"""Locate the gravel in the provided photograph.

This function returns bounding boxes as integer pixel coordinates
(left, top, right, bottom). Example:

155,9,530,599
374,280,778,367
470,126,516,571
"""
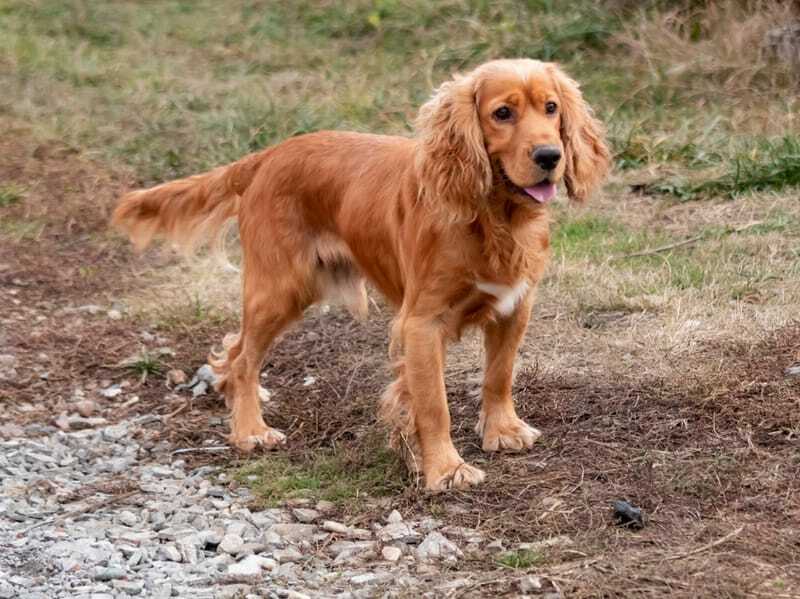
0,418,522,598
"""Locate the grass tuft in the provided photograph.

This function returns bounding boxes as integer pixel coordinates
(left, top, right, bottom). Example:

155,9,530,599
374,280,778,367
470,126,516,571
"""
118,350,164,381
496,549,544,570
236,440,406,507
0,184,25,207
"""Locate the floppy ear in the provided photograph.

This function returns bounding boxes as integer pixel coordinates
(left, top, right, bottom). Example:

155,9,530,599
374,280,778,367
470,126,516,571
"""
414,73,491,222
549,65,611,202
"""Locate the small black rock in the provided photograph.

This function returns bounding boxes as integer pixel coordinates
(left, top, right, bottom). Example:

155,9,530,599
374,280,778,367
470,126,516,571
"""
612,500,645,529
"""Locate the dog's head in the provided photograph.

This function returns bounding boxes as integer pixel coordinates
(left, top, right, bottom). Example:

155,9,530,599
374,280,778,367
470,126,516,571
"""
415,59,610,221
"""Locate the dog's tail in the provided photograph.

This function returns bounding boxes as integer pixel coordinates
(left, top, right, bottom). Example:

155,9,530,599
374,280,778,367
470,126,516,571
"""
112,151,263,253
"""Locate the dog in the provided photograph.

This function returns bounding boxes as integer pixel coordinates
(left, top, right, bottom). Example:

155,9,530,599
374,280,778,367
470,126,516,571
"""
113,59,610,492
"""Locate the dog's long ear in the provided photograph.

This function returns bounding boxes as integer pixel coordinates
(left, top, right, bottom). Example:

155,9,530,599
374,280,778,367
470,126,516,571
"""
549,64,610,202
415,73,491,222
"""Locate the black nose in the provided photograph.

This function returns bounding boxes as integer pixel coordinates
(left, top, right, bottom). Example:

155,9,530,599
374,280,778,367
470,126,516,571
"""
532,145,562,171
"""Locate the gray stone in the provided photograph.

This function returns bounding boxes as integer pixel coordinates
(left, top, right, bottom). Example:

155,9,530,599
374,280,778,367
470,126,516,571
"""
113,580,144,595
101,424,128,441
117,510,138,527
226,554,274,577
386,509,403,523
416,531,462,562
378,522,419,543
322,520,349,534
100,385,123,399
519,575,543,593
268,523,316,543
176,535,201,564
93,566,126,581
157,544,182,562
274,547,303,563
292,507,320,523
218,533,244,555
381,546,402,562
150,583,173,599
198,528,224,546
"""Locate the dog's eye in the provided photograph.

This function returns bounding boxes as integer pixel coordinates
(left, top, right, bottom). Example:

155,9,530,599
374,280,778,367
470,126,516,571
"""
493,106,512,121
545,101,558,115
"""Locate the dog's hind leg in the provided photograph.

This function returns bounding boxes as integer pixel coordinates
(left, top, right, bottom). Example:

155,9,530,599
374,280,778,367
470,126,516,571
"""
218,254,312,451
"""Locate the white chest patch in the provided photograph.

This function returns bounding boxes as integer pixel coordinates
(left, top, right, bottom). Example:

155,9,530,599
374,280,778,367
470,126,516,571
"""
475,280,530,316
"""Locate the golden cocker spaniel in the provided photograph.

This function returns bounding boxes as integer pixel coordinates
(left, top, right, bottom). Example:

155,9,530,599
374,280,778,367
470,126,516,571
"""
113,59,610,492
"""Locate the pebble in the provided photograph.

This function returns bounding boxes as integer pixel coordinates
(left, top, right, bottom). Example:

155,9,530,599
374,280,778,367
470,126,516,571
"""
386,509,403,523
117,511,138,527
113,580,144,595
100,385,123,399
519,575,543,592
157,544,182,562
75,399,99,417
416,532,462,562
219,533,245,555
274,547,303,563
322,520,350,534
166,369,187,386
227,554,268,577
292,507,320,523
93,567,126,581
381,546,402,562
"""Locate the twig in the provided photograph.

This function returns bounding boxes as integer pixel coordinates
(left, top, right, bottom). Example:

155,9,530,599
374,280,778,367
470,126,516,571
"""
163,399,191,421
657,525,744,562
452,577,507,598
18,489,140,536
171,446,230,455
612,221,763,260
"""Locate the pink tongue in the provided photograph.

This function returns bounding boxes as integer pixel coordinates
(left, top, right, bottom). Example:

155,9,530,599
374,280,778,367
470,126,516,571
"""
523,181,557,203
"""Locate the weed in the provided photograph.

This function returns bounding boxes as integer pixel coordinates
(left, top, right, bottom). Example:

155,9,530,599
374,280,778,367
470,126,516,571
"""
118,350,163,382
496,549,543,570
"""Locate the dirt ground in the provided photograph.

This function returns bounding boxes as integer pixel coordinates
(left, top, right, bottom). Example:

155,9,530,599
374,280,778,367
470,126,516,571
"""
2,122,799,598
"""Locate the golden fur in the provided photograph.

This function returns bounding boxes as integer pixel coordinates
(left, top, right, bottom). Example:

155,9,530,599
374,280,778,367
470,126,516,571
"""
113,59,610,492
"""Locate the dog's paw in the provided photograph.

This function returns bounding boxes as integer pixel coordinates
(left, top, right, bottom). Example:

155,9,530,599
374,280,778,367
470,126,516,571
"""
425,461,486,492
476,410,541,452
230,426,286,452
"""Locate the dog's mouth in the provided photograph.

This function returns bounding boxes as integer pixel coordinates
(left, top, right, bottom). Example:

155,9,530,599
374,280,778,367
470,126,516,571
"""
498,167,558,204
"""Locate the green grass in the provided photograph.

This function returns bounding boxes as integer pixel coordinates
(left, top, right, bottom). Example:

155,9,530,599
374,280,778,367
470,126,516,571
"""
643,136,800,200
496,549,544,569
0,184,25,207
552,214,674,262
235,441,406,507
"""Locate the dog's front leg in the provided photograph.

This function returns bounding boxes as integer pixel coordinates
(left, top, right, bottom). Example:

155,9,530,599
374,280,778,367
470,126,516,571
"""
403,315,485,492
476,294,542,452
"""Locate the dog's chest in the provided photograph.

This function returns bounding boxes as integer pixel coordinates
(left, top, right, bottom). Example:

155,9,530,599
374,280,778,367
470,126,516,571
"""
474,279,530,317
